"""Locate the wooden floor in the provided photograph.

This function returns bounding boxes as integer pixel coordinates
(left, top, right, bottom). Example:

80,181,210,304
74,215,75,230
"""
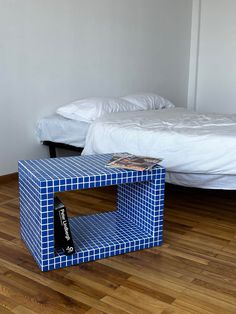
0,179,236,314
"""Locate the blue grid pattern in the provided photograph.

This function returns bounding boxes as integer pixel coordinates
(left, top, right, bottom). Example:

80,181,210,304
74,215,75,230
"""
18,153,165,271
117,178,165,237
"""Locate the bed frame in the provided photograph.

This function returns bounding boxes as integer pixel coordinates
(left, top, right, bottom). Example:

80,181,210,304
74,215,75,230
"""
43,141,83,158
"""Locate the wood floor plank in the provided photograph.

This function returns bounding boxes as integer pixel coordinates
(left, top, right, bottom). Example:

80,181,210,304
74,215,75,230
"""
0,270,90,313
174,288,236,314
12,305,37,314
0,193,14,205
106,285,170,313
0,293,18,312
0,305,13,314
101,295,151,314
0,180,235,313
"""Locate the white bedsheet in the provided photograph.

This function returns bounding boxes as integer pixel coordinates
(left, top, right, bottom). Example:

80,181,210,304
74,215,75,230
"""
36,114,90,147
83,108,236,189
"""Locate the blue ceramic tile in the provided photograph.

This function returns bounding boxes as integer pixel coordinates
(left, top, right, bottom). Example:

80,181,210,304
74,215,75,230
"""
18,153,165,271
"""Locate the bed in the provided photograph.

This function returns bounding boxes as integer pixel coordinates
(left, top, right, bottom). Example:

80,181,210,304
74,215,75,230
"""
36,94,174,157
82,108,236,190
36,108,236,190
36,114,89,157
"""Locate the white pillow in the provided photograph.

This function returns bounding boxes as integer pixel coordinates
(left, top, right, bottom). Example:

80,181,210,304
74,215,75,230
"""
56,97,141,122
122,93,175,110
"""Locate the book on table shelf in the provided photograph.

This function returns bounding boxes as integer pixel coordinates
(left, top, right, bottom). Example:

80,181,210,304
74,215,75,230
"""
54,196,75,255
106,153,162,171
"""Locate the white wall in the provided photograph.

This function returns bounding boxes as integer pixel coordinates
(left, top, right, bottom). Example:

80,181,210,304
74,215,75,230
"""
0,0,192,175
189,0,236,114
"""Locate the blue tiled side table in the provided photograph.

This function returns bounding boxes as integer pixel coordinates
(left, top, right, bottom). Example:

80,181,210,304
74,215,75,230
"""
18,154,165,271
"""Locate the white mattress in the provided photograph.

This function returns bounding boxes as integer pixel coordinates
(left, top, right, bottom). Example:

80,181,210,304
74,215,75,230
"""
83,108,236,189
36,114,90,147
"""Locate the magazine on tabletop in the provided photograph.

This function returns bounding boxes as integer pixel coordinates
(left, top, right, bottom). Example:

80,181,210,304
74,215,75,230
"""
106,153,162,171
